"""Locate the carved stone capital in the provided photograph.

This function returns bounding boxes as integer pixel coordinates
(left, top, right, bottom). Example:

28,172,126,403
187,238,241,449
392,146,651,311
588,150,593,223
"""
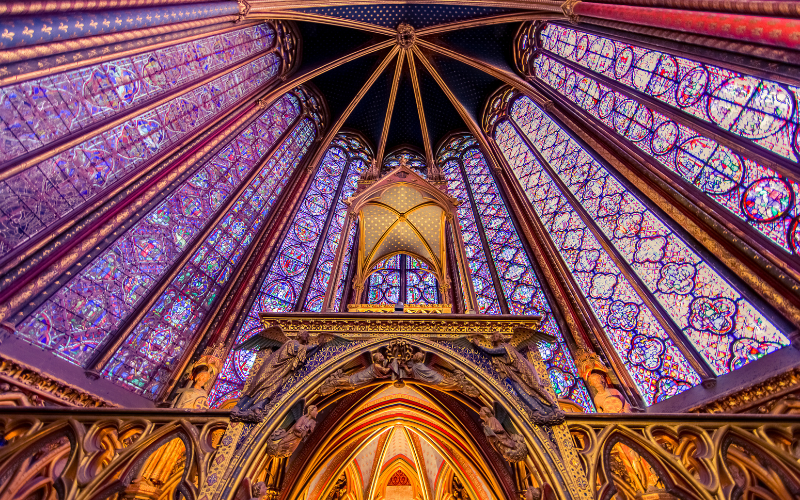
561,0,581,24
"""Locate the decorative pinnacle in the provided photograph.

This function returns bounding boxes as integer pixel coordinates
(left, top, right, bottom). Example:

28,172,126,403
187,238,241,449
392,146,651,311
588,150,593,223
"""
396,23,416,48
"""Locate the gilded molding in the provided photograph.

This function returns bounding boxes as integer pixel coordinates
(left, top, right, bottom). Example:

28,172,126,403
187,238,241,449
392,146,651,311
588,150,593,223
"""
691,367,800,413
257,313,542,336
0,15,238,65
0,21,254,87
0,0,223,16
0,352,114,407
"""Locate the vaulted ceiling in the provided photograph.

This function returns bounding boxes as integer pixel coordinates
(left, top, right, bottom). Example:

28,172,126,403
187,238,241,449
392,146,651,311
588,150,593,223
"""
251,3,554,163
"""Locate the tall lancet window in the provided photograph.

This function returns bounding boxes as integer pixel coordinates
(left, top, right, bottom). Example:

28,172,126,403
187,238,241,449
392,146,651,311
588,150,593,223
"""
14,89,317,399
0,22,287,258
526,24,800,258
488,89,791,405
437,135,593,411
208,134,371,407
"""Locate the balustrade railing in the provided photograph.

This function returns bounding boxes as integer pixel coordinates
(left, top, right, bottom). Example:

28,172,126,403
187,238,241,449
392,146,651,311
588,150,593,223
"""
0,409,229,500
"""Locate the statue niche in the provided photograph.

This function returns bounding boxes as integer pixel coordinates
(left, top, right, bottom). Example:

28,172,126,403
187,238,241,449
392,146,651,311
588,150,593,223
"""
318,340,479,397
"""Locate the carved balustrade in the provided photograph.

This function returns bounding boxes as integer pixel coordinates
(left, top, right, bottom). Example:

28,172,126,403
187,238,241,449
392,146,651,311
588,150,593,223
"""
567,414,800,500
0,408,229,500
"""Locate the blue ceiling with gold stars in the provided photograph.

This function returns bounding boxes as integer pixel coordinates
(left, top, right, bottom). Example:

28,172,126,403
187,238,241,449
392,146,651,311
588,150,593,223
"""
289,4,525,160
294,4,521,29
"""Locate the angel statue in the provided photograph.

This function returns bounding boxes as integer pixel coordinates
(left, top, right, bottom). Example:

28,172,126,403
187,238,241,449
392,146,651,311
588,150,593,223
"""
266,404,318,458
458,330,564,426
232,327,348,421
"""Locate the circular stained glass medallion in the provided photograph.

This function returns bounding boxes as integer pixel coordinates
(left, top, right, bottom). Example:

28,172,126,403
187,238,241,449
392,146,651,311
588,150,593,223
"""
614,46,634,79
676,67,708,107
651,120,679,155
742,177,792,222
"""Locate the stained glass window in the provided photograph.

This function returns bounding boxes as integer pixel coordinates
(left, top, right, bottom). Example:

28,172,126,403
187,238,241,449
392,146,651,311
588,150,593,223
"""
438,135,593,411
366,255,402,305
303,136,371,312
382,149,427,178
15,93,303,369
495,118,700,404
534,53,800,256
539,24,800,163
0,24,281,257
438,137,501,315
208,134,371,407
102,118,315,397
406,257,439,305
510,95,789,378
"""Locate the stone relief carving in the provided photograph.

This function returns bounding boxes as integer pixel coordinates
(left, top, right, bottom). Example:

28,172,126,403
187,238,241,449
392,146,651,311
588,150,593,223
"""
266,404,319,458
479,406,527,462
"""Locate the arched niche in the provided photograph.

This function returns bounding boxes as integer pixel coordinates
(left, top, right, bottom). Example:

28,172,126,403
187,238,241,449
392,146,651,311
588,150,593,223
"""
198,336,590,500
337,163,479,313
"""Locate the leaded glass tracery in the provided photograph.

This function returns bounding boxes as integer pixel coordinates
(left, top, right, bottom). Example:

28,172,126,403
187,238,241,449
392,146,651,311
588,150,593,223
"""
538,24,800,163
0,23,286,258
534,53,800,256
509,95,789,377
382,148,427,178
366,255,402,305
406,256,439,305
437,135,593,410
14,93,303,368
207,134,371,407
102,117,315,397
494,118,700,404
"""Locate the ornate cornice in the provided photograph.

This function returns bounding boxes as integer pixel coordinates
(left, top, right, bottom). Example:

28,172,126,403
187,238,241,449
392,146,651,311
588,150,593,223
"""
0,352,115,407
257,312,542,337
691,366,800,413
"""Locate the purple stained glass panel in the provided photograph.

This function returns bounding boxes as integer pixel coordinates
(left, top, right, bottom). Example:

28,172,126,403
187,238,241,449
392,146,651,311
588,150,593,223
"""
303,137,371,312
0,49,281,257
540,24,800,163
0,24,275,161
208,136,365,407
15,94,301,367
511,95,789,375
102,119,315,398
443,139,592,409
534,54,800,256
366,255,402,305
495,119,700,404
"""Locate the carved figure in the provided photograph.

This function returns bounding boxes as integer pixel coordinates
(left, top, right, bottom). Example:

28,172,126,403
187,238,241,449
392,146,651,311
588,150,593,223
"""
326,474,347,500
401,351,480,397
523,488,542,500
266,405,318,458
233,328,347,419
318,352,392,396
170,365,211,409
250,481,268,500
575,349,630,413
479,406,527,462
467,332,564,425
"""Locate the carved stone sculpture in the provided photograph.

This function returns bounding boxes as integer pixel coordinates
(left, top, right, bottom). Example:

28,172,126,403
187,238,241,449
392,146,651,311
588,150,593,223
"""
250,481,268,500
266,405,318,458
523,487,542,500
170,365,211,410
469,332,564,425
318,352,392,396
479,406,527,462
326,474,347,500
401,351,480,397
575,349,630,413
233,328,347,421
